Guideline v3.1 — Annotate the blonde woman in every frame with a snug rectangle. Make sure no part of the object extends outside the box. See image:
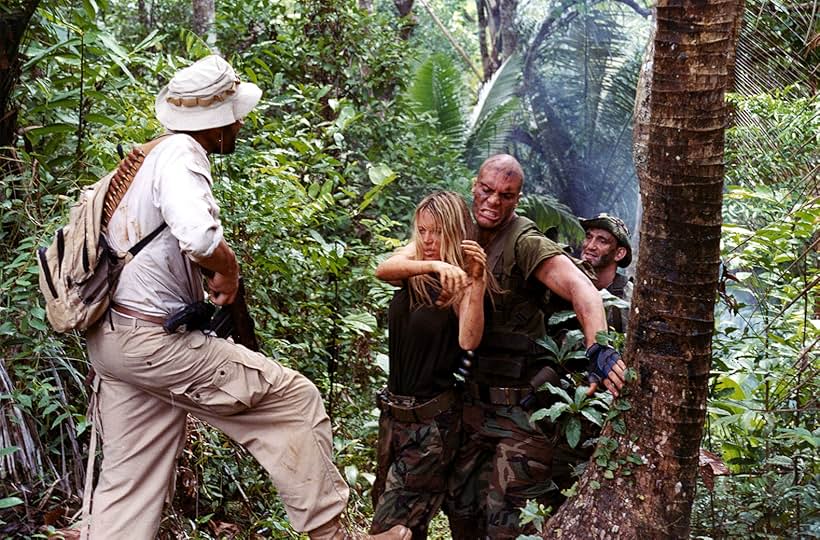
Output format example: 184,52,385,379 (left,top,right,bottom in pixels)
370,191,488,539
